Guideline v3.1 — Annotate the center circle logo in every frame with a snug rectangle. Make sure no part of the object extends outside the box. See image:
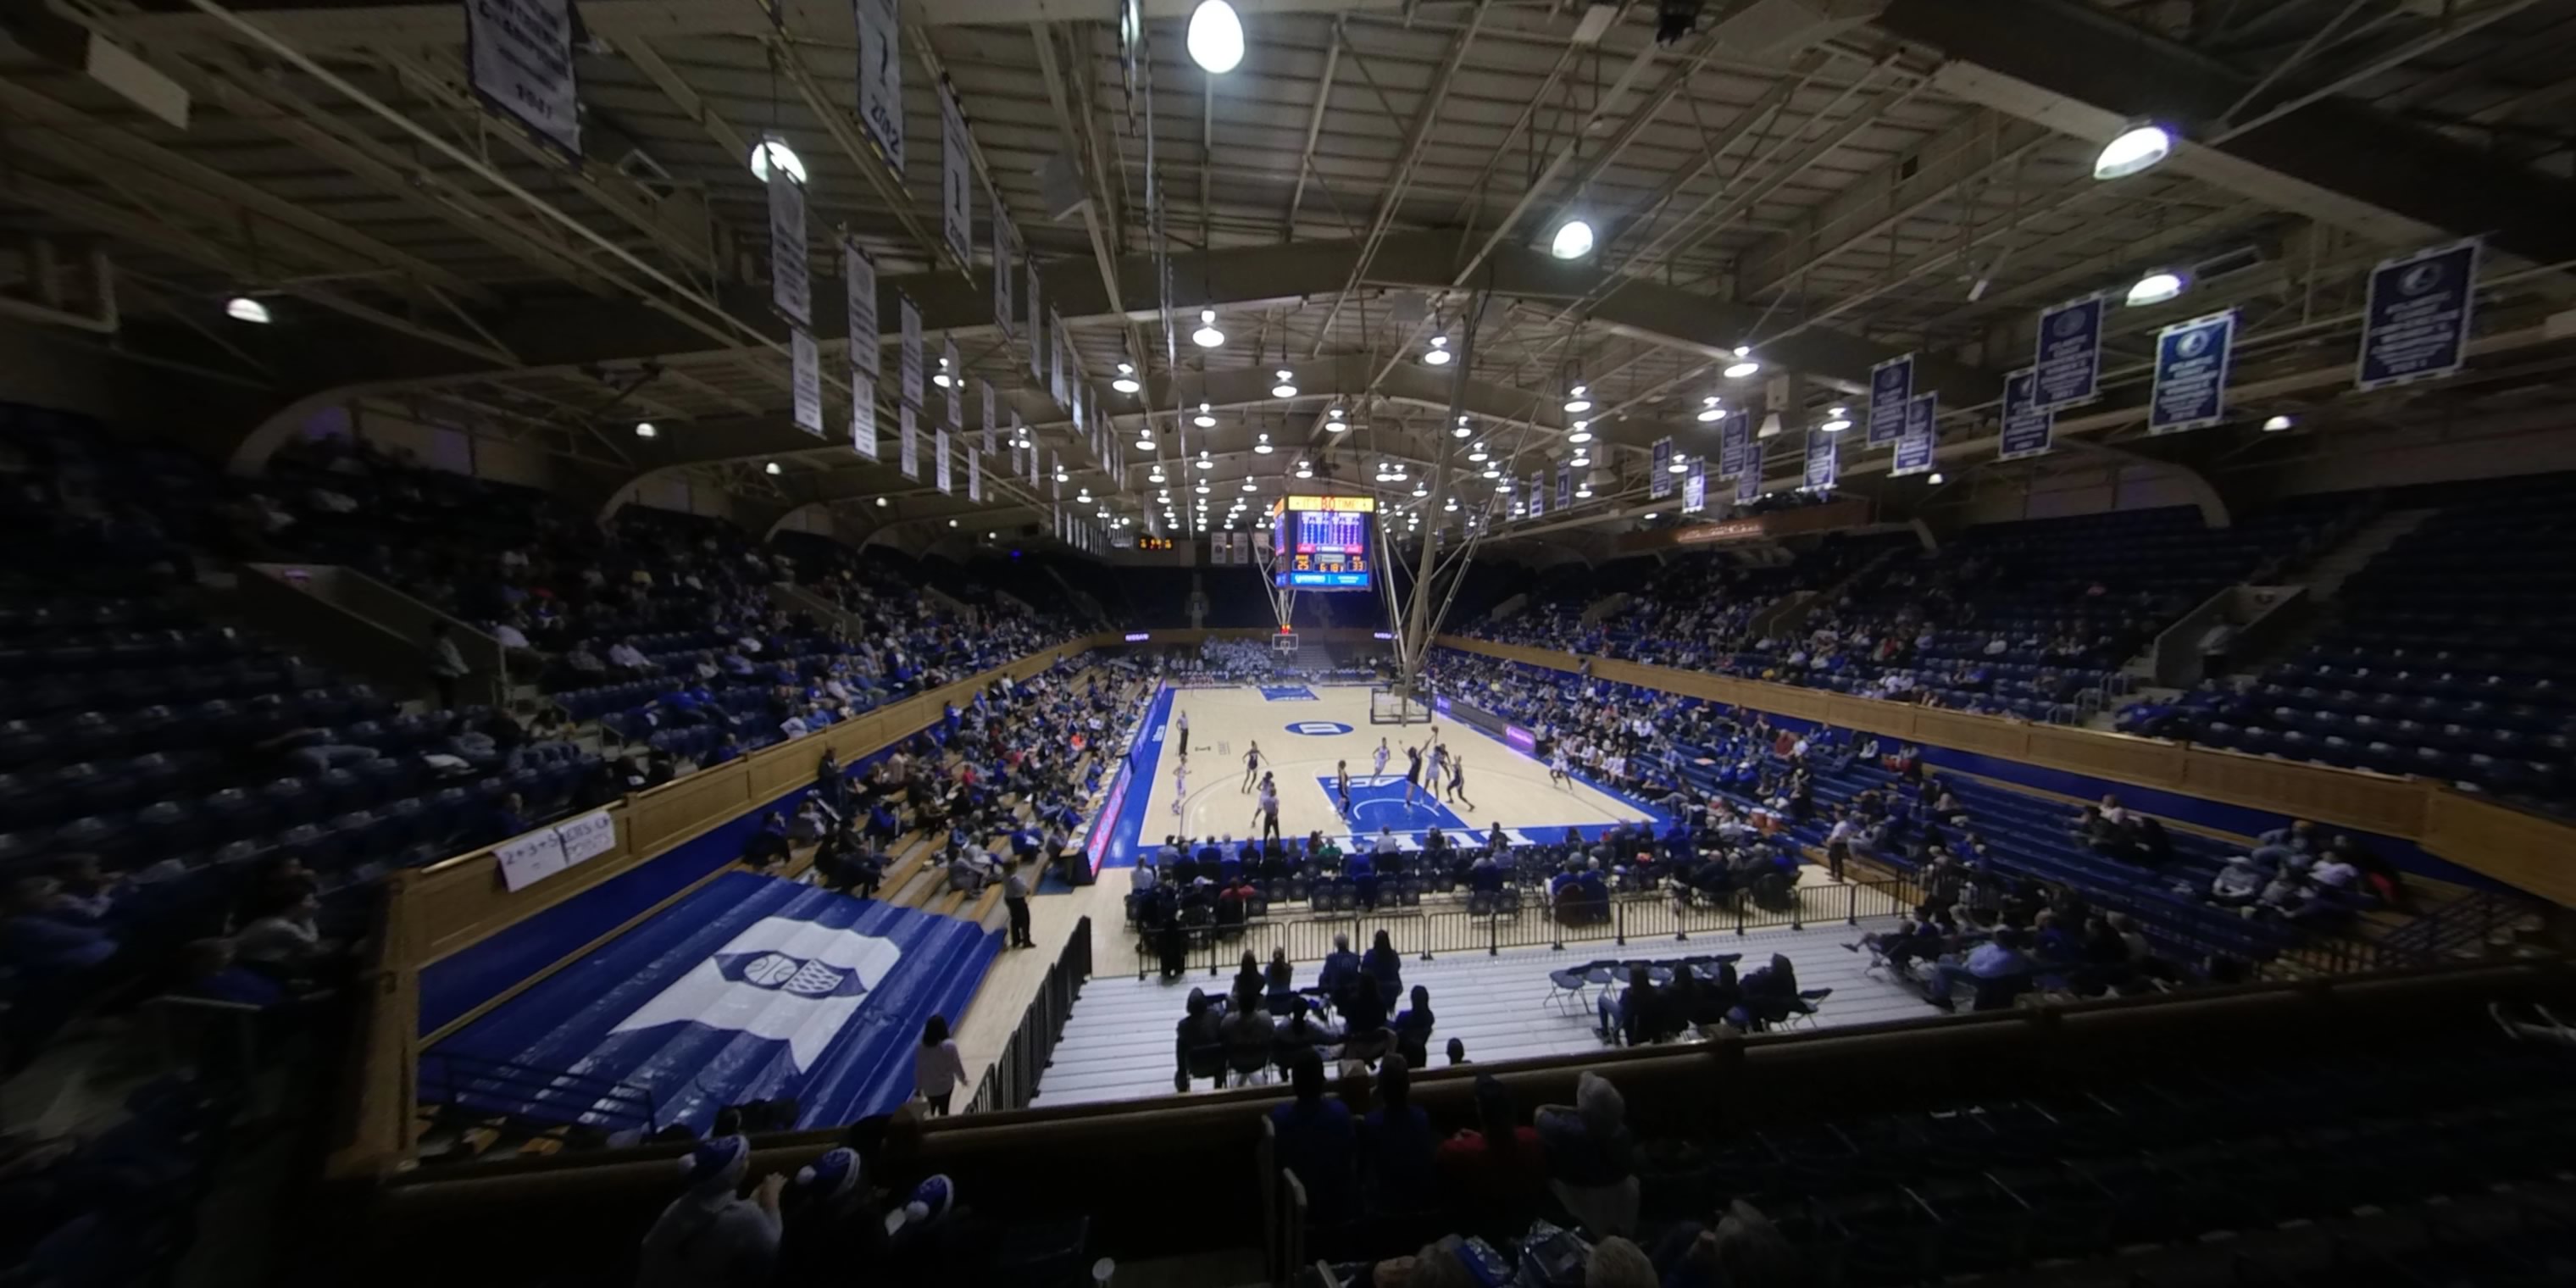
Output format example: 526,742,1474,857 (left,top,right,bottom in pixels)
2178,329,2212,358
1285,720,1355,736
